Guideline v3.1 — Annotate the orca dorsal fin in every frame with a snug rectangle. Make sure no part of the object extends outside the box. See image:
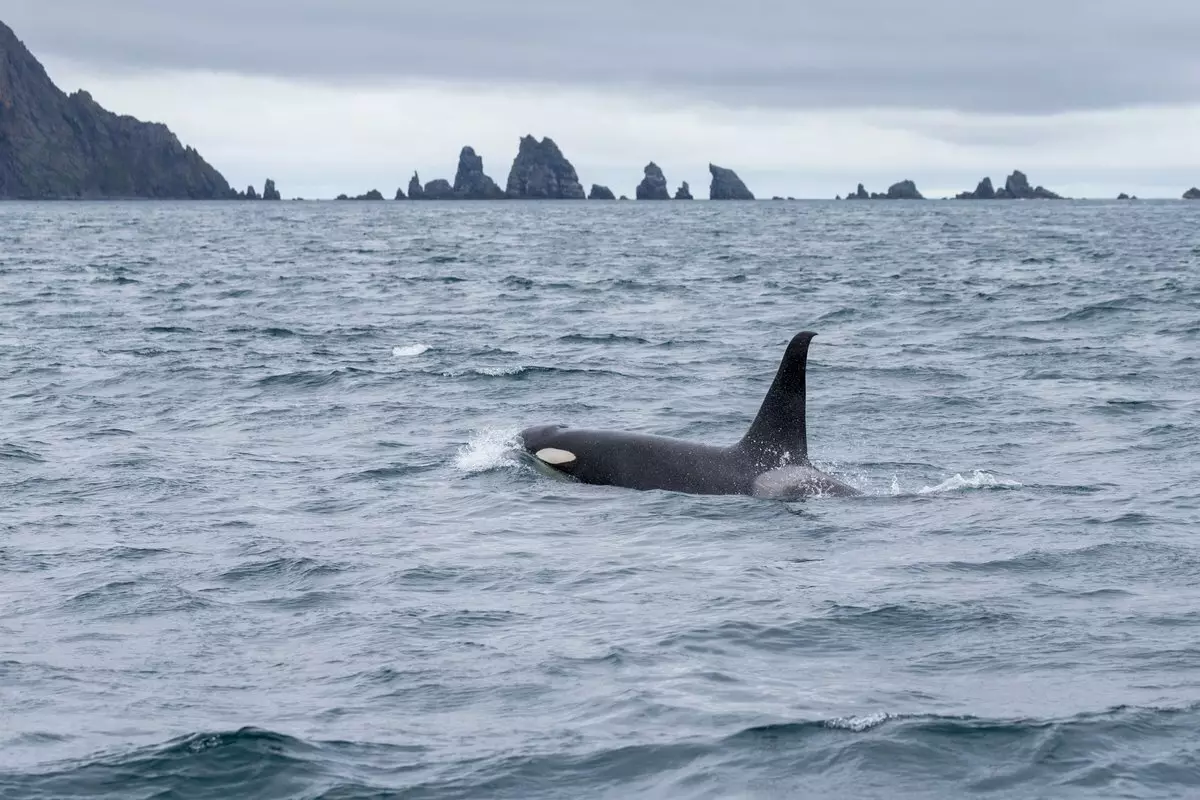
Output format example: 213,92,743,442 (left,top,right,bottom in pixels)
737,331,816,466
